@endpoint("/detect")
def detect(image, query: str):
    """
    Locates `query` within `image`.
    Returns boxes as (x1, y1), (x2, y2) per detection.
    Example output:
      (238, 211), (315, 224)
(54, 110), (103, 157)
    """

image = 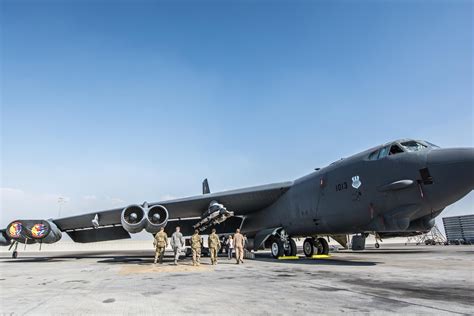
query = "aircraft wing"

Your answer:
(53, 181), (293, 235)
